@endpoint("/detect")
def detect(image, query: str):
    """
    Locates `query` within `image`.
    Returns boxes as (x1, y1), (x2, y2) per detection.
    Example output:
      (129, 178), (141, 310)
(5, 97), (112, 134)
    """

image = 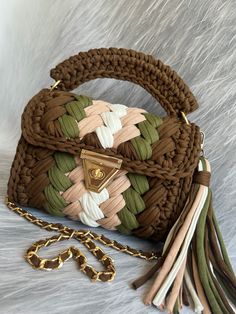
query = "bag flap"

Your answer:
(21, 88), (201, 180)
